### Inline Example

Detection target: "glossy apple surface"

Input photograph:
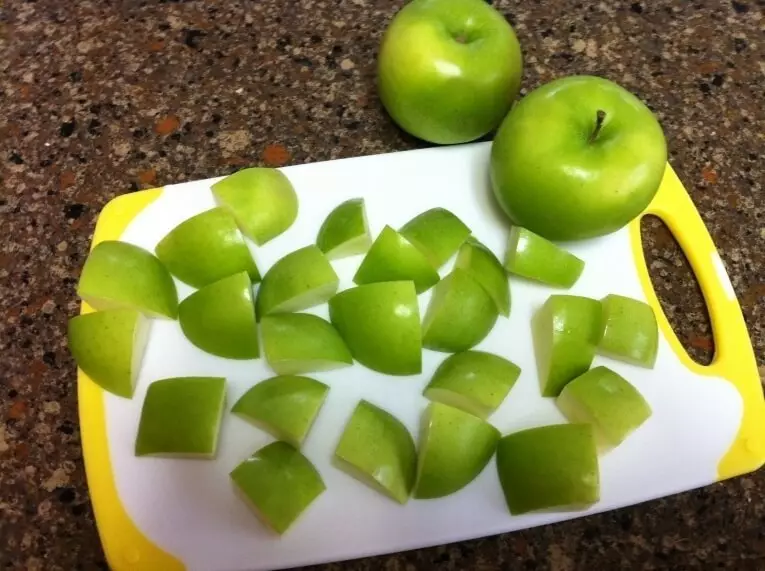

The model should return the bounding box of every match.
[597,294,658,367]
[316,198,372,259]
[399,208,471,268]
[504,226,584,288]
[455,237,510,316]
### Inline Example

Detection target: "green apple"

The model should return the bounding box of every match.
[335,400,416,504]
[413,402,499,499]
[353,225,440,294]
[597,294,658,367]
[424,350,520,419]
[212,167,298,245]
[532,295,602,397]
[261,313,352,375]
[67,309,150,398]
[455,237,510,316]
[329,281,421,375]
[178,271,259,359]
[135,376,227,457]
[496,423,599,514]
[504,226,584,288]
[230,441,325,535]
[377,0,522,144]
[256,246,338,319]
[316,198,372,259]
[155,207,260,288]
[231,375,329,446]
[77,241,178,319]
[557,366,652,448]
[422,269,498,353]
[491,75,667,240]
[399,208,471,268]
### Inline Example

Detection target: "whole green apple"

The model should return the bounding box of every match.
[490,75,667,240]
[377,0,523,144]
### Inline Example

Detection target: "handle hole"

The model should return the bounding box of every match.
[641,215,715,365]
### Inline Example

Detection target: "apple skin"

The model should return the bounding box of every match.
[490,75,667,240]
[504,226,584,288]
[378,0,522,144]
[455,237,510,316]
[316,198,372,260]
[597,294,658,367]
[399,208,471,269]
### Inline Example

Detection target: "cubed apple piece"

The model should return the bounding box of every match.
[597,294,658,367]
[399,208,471,268]
[455,237,510,316]
[504,226,584,288]
[316,198,372,259]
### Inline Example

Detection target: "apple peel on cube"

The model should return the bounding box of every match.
[316,198,372,259]
[504,226,584,288]
[399,208,471,268]
[597,294,659,368]
[455,237,510,316]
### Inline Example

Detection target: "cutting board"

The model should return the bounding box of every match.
[77,142,765,571]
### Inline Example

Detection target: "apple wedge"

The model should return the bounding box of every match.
[532,295,602,397]
[316,198,372,259]
[422,269,498,352]
[558,366,652,448]
[399,208,471,268]
[496,423,599,515]
[256,246,338,319]
[335,400,416,504]
[77,240,178,319]
[155,207,260,288]
[424,351,521,419]
[329,281,421,375]
[597,294,658,368]
[504,226,584,288]
[353,225,440,294]
[67,309,150,398]
[413,402,500,499]
[212,167,298,245]
[261,313,352,375]
[178,271,259,359]
[135,376,227,457]
[231,441,325,535]
[232,375,329,446]
[455,237,510,316]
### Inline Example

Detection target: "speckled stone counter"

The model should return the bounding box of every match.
[1,0,764,569]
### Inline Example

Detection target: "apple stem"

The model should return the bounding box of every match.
[589,110,607,143]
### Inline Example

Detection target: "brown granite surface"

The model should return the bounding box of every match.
[1,0,764,569]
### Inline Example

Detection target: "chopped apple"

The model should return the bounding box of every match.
[135,376,227,457]
[399,207,471,268]
[597,294,658,367]
[230,441,325,535]
[532,295,602,397]
[504,226,584,288]
[232,375,329,446]
[424,350,521,419]
[316,198,372,259]
[178,271,259,359]
[155,207,260,288]
[67,309,150,398]
[77,240,178,319]
[334,400,416,504]
[455,237,510,316]
[353,225,440,293]
[329,281,421,375]
[496,423,599,515]
[413,402,500,499]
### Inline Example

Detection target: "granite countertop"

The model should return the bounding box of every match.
[1,0,764,569]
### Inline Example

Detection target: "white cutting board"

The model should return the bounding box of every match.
[78,142,765,571]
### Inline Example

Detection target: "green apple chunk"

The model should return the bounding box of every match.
[353,225,440,294]
[532,295,602,397]
[504,227,584,288]
[231,441,325,535]
[232,375,329,446]
[422,269,498,353]
[256,246,338,319]
[316,198,372,259]
[597,294,658,367]
[558,366,652,447]
[261,313,352,375]
[67,309,150,398]
[178,271,259,359]
[414,402,500,499]
[496,423,599,515]
[424,351,520,419]
[329,281,421,375]
[135,376,226,458]
[335,400,416,504]
[455,237,510,316]
[399,208,471,268]
[212,167,298,245]
[77,241,178,319]
[155,207,260,288]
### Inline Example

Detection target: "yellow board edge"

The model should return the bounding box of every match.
[629,164,765,480]
[78,188,185,571]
